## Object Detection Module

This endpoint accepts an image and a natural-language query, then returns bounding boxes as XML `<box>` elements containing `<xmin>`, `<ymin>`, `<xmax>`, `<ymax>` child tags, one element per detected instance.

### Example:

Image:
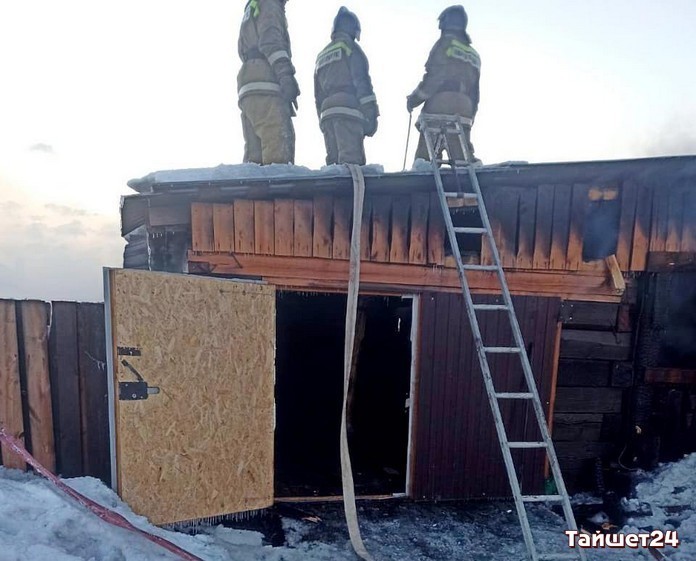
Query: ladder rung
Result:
<box><xmin>522</xmin><ymin>494</ymin><xmax>564</xmax><ymax>503</ymax></box>
<box><xmin>437</xmin><ymin>159</ymin><xmax>470</xmax><ymax>167</ymax></box>
<box><xmin>444</xmin><ymin>192</ymin><xmax>478</xmax><ymax>201</ymax></box>
<box><xmin>508</xmin><ymin>442</ymin><xmax>548</xmax><ymax>449</ymax></box>
<box><xmin>424</xmin><ymin>126</ymin><xmax>461</xmax><ymax>135</ymax></box>
<box><xmin>538</xmin><ymin>554</ymin><xmax>582</xmax><ymax>560</ymax></box>
<box><xmin>462</xmin><ymin>264</ymin><xmax>498</xmax><ymax>272</ymax></box>
<box><xmin>472</xmin><ymin>304</ymin><xmax>508</xmax><ymax>311</ymax></box>
<box><xmin>454</xmin><ymin>227</ymin><xmax>487</xmax><ymax>235</ymax></box>
<box><xmin>484</xmin><ymin>347</ymin><xmax>522</xmax><ymax>354</ymax></box>
<box><xmin>495</xmin><ymin>392</ymin><xmax>534</xmax><ymax>400</ymax></box>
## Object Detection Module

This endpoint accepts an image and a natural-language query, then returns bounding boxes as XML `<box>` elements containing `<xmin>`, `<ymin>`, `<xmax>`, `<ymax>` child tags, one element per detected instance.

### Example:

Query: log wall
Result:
<box><xmin>552</xmin><ymin>300</ymin><xmax>637</xmax><ymax>490</ymax></box>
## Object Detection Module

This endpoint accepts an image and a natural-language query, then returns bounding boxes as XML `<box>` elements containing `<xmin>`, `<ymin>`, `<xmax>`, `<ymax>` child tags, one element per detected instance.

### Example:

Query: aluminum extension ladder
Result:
<box><xmin>418</xmin><ymin>113</ymin><xmax>587</xmax><ymax>561</ymax></box>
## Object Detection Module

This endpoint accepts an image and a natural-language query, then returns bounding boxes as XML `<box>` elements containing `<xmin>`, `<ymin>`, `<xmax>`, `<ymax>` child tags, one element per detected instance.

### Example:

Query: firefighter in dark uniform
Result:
<box><xmin>238</xmin><ymin>0</ymin><xmax>300</xmax><ymax>164</ymax></box>
<box><xmin>314</xmin><ymin>7</ymin><xmax>379</xmax><ymax>165</ymax></box>
<box><xmin>407</xmin><ymin>5</ymin><xmax>481</xmax><ymax>163</ymax></box>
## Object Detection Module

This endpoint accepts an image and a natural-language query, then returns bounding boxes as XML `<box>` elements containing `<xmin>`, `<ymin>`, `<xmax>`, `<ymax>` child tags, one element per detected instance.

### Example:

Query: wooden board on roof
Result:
<box><xmin>313</xmin><ymin>195</ymin><xmax>333</xmax><ymax>259</ymax></box>
<box><xmin>649</xmin><ymin>183</ymin><xmax>669</xmax><ymax>253</ymax></box>
<box><xmin>254</xmin><ymin>201</ymin><xmax>275</xmax><ymax>255</ymax></box>
<box><xmin>360</xmin><ymin>197</ymin><xmax>372</xmax><ymax>260</ymax></box>
<box><xmin>332</xmin><ymin>197</ymin><xmax>352</xmax><ymax>260</ymax></box>
<box><xmin>427</xmin><ymin>193</ymin><xmax>445</xmax><ymax>266</ymax></box>
<box><xmin>516</xmin><ymin>186</ymin><xmax>537</xmax><ymax>269</ymax></box>
<box><xmin>615</xmin><ymin>180</ymin><xmax>638</xmax><ymax>270</ymax></box>
<box><xmin>370</xmin><ymin>196</ymin><xmax>391</xmax><ymax>262</ymax></box>
<box><xmin>274</xmin><ymin>200</ymin><xmax>294</xmax><ymax>257</ymax></box>
<box><xmin>409</xmin><ymin>193</ymin><xmax>430</xmax><ymax>265</ymax></box>
<box><xmin>191</xmin><ymin>203</ymin><xmax>214</xmax><ymax>252</ymax></box>
<box><xmin>533</xmin><ymin>184</ymin><xmax>555</xmax><ymax>270</ymax></box>
<box><xmin>234</xmin><ymin>200</ymin><xmax>255</xmax><ymax>254</ymax></box>
<box><xmin>495</xmin><ymin>186</ymin><xmax>520</xmax><ymax>268</ymax></box>
<box><xmin>293</xmin><ymin>200</ymin><xmax>313</xmax><ymax>257</ymax></box>
<box><xmin>390</xmin><ymin>196</ymin><xmax>411</xmax><ymax>264</ymax></box>
<box><xmin>630</xmin><ymin>182</ymin><xmax>653</xmax><ymax>271</ymax></box>
<box><xmin>550</xmin><ymin>184</ymin><xmax>572</xmax><ymax>270</ymax></box>
<box><xmin>213</xmin><ymin>204</ymin><xmax>235</xmax><ymax>253</ymax></box>
<box><xmin>566</xmin><ymin>184</ymin><xmax>591</xmax><ymax>271</ymax></box>
<box><xmin>665</xmin><ymin>185</ymin><xmax>685</xmax><ymax>252</ymax></box>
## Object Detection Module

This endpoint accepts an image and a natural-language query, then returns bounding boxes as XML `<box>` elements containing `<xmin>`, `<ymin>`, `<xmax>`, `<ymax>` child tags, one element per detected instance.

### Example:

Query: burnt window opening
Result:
<box><xmin>582</xmin><ymin>187</ymin><xmax>621</xmax><ymax>262</ymax></box>
<box><xmin>274</xmin><ymin>292</ymin><xmax>413</xmax><ymax>498</ymax></box>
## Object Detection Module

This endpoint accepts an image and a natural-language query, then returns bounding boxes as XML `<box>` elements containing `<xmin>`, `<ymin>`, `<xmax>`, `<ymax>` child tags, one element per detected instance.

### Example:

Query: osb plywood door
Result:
<box><xmin>106</xmin><ymin>269</ymin><xmax>276</xmax><ymax>525</ymax></box>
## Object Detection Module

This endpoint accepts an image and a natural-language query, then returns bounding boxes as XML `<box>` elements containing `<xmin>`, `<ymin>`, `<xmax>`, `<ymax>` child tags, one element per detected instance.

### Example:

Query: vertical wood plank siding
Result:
<box><xmin>189</xmin><ymin>179</ymin><xmax>695</xmax><ymax>275</ymax></box>
<box><xmin>0</xmin><ymin>301</ymin><xmax>110</xmax><ymax>484</ymax></box>
<box><xmin>48</xmin><ymin>301</ymin><xmax>83</xmax><ymax>477</ymax></box>
<box><xmin>77</xmin><ymin>303</ymin><xmax>111</xmax><ymax>485</ymax></box>
<box><xmin>412</xmin><ymin>294</ymin><xmax>561</xmax><ymax>499</ymax></box>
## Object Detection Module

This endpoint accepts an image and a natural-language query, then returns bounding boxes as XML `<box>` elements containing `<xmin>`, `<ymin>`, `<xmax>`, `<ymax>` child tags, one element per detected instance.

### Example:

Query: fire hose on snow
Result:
<box><xmin>0</xmin><ymin>426</ymin><xmax>204</xmax><ymax>561</ymax></box>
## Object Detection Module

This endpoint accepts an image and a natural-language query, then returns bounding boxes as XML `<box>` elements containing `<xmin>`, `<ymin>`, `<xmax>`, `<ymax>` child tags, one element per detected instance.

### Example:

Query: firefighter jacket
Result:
<box><xmin>314</xmin><ymin>32</ymin><xmax>379</xmax><ymax>135</ymax></box>
<box><xmin>238</xmin><ymin>0</ymin><xmax>296</xmax><ymax>101</ymax></box>
<box><xmin>410</xmin><ymin>32</ymin><xmax>481</xmax><ymax>116</ymax></box>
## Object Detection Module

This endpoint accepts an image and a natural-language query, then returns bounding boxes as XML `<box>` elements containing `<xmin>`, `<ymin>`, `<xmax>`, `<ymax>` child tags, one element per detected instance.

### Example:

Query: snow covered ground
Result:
<box><xmin>1</xmin><ymin>455</ymin><xmax>694</xmax><ymax>561</ymax></box>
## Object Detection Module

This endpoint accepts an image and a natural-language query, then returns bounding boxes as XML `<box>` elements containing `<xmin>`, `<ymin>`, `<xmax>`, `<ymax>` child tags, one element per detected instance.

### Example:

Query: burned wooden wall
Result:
<box><xmin>182</xmin><ymin>179</ymin><xmax>695</xmax><ymax>274</ymax></box>
<box><xmin>0</xmin><ymin>300</ymin><xmax>109</xmax><ymax>483</ymax></box>
<box><xmin>635</xmin><ymin>272</ymin><xmax>696</xmax><ymax>465</ymax></box>
<box><xmin>411</xmin><ymin>294</ymin><xmax>561</xmax><ymax>500</ymax></box>
<box><xmin>552</xmin><ymin>301</ymin><xmax>635</xmax><ymax>491</ymax></box>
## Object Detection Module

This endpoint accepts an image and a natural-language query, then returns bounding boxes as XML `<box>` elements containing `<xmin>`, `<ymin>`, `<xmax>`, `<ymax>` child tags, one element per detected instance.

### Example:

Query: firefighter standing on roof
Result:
<box><xmin>314</xmin><ymin>7</ymin><xmax>379</xmax><ymax>166</ymax></box>
<box><xmin>238</xmin><ymin>0</ymin><xmax>299</xmax><ymax>165</ymax></box>
<box><xmin>407</xmin><ymin>5</ymin><xmax>481</xmax><ymax>163</ymax></box>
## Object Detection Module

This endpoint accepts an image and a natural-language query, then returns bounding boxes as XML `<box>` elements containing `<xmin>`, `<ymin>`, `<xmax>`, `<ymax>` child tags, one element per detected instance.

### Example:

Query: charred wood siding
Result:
<box><xmin>412</xmin><ymin>294</ymin><xmax>561</xmax><ymax>500</ymax></box>
<box><xmin>0</xmin><ymin>300</ymin><xmax>110</xmax><ymax>484</ymax></box>
<box><xmin>177</xmin><ymin>178</ymin><xmax>695</xmax><ymax>277</ymax></box>
<box><xmin>633</xmin><ymin>273</ymin><xmax>696</xmax><ymax>464</ymax></box>
<box><xmin>553</xmin><ymin>299</ymin><xmax>637</xmax><ymax>491</ymax></box>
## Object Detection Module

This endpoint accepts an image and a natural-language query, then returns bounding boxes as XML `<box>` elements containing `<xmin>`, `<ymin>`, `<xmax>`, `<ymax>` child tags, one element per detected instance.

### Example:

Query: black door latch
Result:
<box><xmin>117</xmin><ymin>347</ymin><xmax>160</xmax><ymax>401</ymax></box>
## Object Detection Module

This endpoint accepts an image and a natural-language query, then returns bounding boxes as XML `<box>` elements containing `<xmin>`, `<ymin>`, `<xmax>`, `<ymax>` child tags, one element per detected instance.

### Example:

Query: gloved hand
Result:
<box><xmin>362</xmin><ymin>104</ymin><xmax>379</xmax><ymax>137</ymax></box>
<box><xmin>279</xmin><ymin>74</ymin><xmax>300</xmax><ymax>108</ymax></box>
<box><xmin>406</xmin><ymin>92</ymin><xmax>424</xmax><ymax>113</ymax></box>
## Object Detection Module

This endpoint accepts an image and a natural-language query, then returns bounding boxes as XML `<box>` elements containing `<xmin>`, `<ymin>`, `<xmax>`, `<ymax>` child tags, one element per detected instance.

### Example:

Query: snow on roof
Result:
<box><xmin>127</xmin><ymin>155</ymin><xmax>696</xmax><ymax>195</ymax></box>
<box><xmin>128</xmin><ymin>163</ymin><xmax>387</xmax><ymax>192</ymax></box>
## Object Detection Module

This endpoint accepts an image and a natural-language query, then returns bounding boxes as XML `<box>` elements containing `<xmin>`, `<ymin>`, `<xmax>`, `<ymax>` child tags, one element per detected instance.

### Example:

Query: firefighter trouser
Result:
<box><xmin>414</xmin><ymin>92</ymin><xmax>476</xmax><ymax>163</ymax></box>
<box><xmin>321</xmin><ymin>118</ymin><xmax>366</xmax><ymax>166</ymax></box>
<box><xmin>240</xmin><ymin>94</ymin><xmax>295</xmax><ymax>165</ymax></box>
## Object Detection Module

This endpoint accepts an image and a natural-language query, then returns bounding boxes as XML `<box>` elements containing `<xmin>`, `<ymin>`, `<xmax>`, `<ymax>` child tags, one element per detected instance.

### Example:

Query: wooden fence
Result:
<box><xmin>0</xmin><ymin>300</ymin><xmax>110</xmax><ymax>484</ymax></box>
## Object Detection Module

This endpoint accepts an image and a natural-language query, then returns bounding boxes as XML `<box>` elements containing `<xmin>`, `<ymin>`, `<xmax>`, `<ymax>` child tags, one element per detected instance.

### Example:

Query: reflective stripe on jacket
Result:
<box><xmin>313</xmin><ymin>32</ymin><xmax>378</xmax><ymax>124</ymax></box>
<box><xmin>238</xmin><ymin>0</ymin><xmax>295</xmax><ymax>99</ymax></box>
<box><xmin>410</xmin><ymin>33</ymin><xmax>481</xmax><ymax>115</ymax></box>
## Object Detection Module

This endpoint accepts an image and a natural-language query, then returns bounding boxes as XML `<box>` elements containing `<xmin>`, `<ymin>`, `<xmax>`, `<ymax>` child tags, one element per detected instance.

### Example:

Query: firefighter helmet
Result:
<box><xmin>333</xmin><ymin>7</ymin><xmax>361</xmax><ymax>41</ymax></box>
<box><xmin>438</xmin><ymin>5</ymin><xmax>468</xmax><ymax>33</ymax></box>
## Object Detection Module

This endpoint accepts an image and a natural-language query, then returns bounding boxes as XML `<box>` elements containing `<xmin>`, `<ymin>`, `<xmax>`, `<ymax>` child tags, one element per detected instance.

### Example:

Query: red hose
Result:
<box><xmin>0</xmin><ymin>427</ymin><xmax>205</xmax><ymax>561</ymax></box>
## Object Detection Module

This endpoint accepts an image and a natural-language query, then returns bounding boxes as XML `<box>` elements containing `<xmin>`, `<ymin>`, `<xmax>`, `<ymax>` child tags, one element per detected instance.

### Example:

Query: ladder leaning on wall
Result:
<box><xmin>418</xmin><ymin>113</ymin><xmax>587</xmax><ymax>561</ymax></box>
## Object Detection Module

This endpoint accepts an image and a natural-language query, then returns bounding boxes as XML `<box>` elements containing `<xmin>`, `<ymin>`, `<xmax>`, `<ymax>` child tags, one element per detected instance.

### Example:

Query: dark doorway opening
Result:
<box><xmin>275</xmin><ymin>292</ymin><xmax>413</xmax><ymax>498</ymax></box>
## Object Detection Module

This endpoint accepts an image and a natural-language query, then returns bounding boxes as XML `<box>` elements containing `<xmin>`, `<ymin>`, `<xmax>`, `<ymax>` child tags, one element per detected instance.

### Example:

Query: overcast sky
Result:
<box><xmin>1</xmin><ymin>0</ymin><xmax>696</xmax><ymax>302</ymax></box>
